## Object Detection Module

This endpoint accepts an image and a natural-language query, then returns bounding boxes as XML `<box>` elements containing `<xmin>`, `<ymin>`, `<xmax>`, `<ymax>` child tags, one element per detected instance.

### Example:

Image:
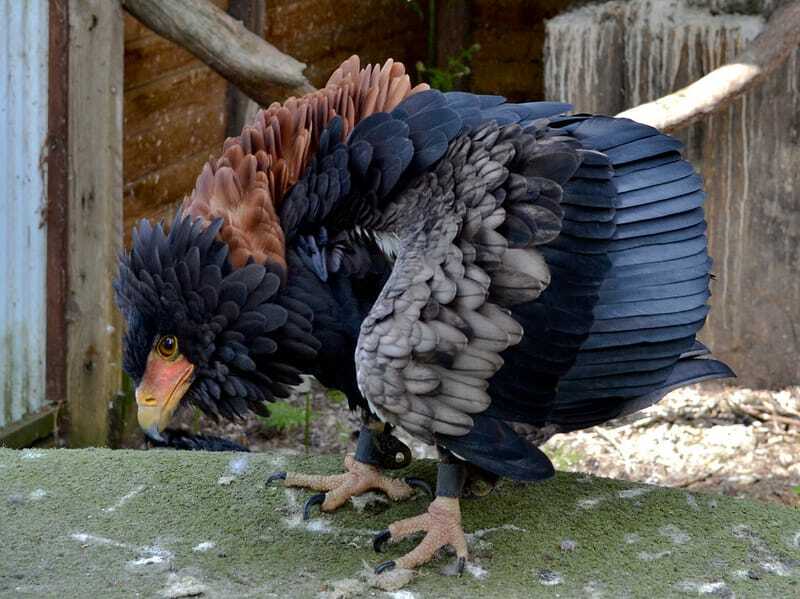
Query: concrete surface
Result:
<box><xmin>1</xmin><ymin>448</ymin><xmax>799</xmax><ymax>598</ymax></box>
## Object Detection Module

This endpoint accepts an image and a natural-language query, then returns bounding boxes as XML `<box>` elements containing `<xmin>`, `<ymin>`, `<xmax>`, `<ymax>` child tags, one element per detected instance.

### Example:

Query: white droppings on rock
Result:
<box><xmin>387</xmin><ymin>591</ymin><xmax>417</xmax><ymax>599</ymax></box>
<box><xmin>440</xmin><ymin>559</ymin><xmax>488</xmax><ymax>580</ymax></box>
<box><xmin>467</xmin><ymin>523</ymin><xmax>527</xmax><ymax>542</ymax></box>
<box><xmin>159</xmin><ymin>573</ymin><xmax>207</xmax><ymax>598</ymax></box>
<box><xmin>760</xmin><ymin>560</ymin><xmax>792</xmax><ymax>577</ymax></box>
<box><xmin>364</xmin><ymin>562</ymin><xmax>415</xmax><ymax>591</ymax></box>
<box><xmin>227</xmin><ymin>455</ymin><xmax>249</xmax><ymax>475</ymax></box>
<box><xmin>638</xmin><ymin>550</ymin><xmax>672</xmax><ymax>561</ymax></box>
<box><xmin>71</xmin><ymin>531</ymin><xmax>175</xmax><ymax>575</ymax></box>
<box><xmin>126</xmin><ymin>545</ymin><xmax>175</xmax><ymax>573</ymax></box>
<box><xmin>624</xmin><ymin>533</ymin><xmax>641</xmax><ymax>545</ymax></box>
<box><xmin>28</xmin><ymin>488</ymin><xmax>46</xmax><ymax>501</ymax></box>
<box><xmin>127</xmin><ymin>555</ymin><xmax>169</xmax><ymax>568</ymax></box>
<box><xmin>70</xmin><ymin>532</ymin><xmax>129</xmax><ymax>549</ymax></box>
<box><xmin>280</xmin><ymin>491</ymin><xmax>333</xmax><ymax>533</ymax></box>
<box><xmin>217</xmin><ymin>475</ymin><xmax>235</xmax><ymax>486</ymax></box>
<box><xmin>790</xmin><ymin>531</ymin><xmax>800</xmax><ymax>550</ymax></box>
<box><xmin>102</xmin><ymin>484</ymin><xmax>145</xmax><ymax>513</ymax></box>
<box><xmin>660</xmin><ymin>524</ymin><xmax>691</xmax><ymax>545</ymax></box>
<box><xmin>731</xmin><ymin>524</ymin><xmax>748</xmax><ymax>538</ymax></box>
<box><xmin>192</xmin><ymin>541</ymin><xmax>216</xmax><ymax>553</ymax></box>
<box><xmin>281</xmin><ymin>488</ymin><xmax>308</xmax><ymax>529</ymax></box>
<box><xmin>618</xmin><ymin>487</ymin><xmax>652</xmax><ymax>499</ymax></box>
<box><xmin>283</xmin><ymin>513</ymin><xmax>303</xmax><ymax>529</ymax></box>
<box><xmin>537</xmin><ymin>569</ymin><xmax>563</xmax><ymax>586</ymax></box>
<box><xmin>465</xmin><ymin>562</ymin><xmax>488</xmax><ymax>580</ymax></box>
<box><xmin>283</xmin><ymin>488</ymin><xmax>300</xmax><ymax>509</ymax></box>
<box><xmin>305</xmin><ymin>518</ymin><xmax>332</xmax><ymax>533</ymax></box>
<box><xmin>675</xmin><ymin>580</ymin><xmax>732</xmax><ymax>596</ymax></box>
<box><xmin>20</xmin><ymin>450</ymin><xmax>44</xmax><ymax>460</ymax></box>
<box><xmin>7</xmin><ymin>494</ymin><xmax>25</xmax><ymax>505</ymax></box>
<box><xmin>560</xmin><ymin>539</ymin><xmax>577</xmax><ymax>552</ymax></box>
<box><xmin>577</xmin><ymin>497</ymin><xmax>604</xmax><ymax>510</ymax></box>
<box><xmin>583</xmin><ymin>580</ymin><xmax>606</xmax><ymax>598</ymax></box>
<box><xmin>350</xmin><ymin>492</ymin><xmax>388</xmax><ymax>513</ymax></box>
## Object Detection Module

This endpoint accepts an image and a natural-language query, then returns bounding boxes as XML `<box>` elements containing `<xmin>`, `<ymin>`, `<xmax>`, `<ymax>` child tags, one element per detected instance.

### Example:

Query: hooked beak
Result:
<box><xmin>136</xmin><ymin>351</ymin><xmax>195</xmax><ymax>441</ymax></box>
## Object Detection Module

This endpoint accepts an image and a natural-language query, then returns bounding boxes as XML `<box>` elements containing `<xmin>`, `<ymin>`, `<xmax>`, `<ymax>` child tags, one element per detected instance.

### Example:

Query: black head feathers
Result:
<box><xmin>114</xmin><ymin>212</ymin><xmax>320</xmax><ymax>421</ymax></box>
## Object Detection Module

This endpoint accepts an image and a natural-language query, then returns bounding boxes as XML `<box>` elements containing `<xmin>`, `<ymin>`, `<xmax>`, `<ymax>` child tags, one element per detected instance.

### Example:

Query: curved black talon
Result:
<box><xmin>266</xmin><ymin>472</ymin><xmax>287</xmax><ymax>485</ymax></box>
<box><xmin>375</xmin><ymin>560</ymin><xmax>396</xmax><ymax>575</ymax></box>
<box><xmin>373</xmin><ymin>529</ymin><xmax>391</xmax><ymax>553</ymax></box>
<box><xmin>303</xmin><ymin>493</ymin><xmax>325</xmax><ymax>520</ymax></box>
<box><xmin>457</xmin><ymin>557</ymin><xmax>466</xmax><ymax>576</ymax></box>
<box><xmin>404</xmin><ymin>477</ymin><xmax>433</xmax><ymax>497</ymax></box>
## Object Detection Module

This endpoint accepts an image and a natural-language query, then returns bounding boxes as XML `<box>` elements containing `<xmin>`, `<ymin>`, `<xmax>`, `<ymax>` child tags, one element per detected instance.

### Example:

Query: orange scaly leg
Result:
<box><xmin>267</xmin><ymin>425</ymin><xmax>431</xmax><ymax>518</ymax></box>
<box><xmin>372</xmin><ymin>461</ymin><xmax>469</xmax><ymax>574</ymax></box>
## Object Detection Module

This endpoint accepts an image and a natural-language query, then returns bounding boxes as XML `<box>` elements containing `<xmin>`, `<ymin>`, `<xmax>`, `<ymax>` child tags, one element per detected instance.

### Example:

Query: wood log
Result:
<box><xmin>225</xmin><ymin>0</ymin><xmax>265</xmax><ymax>136</ymax></box>
<box><xmin>618</xmin><ymin>1</ymin><xmax>800</xmax><ymax>132</ymax></box>
<box><xmin>121</xmin><ymin>0</ymin><xmax>315</xmax><ymax>105</ymax></box>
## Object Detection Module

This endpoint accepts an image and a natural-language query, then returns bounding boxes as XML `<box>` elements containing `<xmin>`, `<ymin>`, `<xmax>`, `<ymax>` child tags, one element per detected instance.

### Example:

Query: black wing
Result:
<box><xmin>444</xmin><ymin>115</ymin><xmax>733</xmax><ymax>479</ymax></box>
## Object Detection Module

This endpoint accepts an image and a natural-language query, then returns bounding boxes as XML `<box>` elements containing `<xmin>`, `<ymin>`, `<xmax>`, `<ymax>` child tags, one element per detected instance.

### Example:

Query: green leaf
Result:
<box><xmin>792</xmin><ymin>485</ymin><xmax>800</xmax><ymax>496</ymax></box>
<box><xmin>416</xmin><ymin>44</ymin><xmax>481</xmax><ymax>92</ymax></box>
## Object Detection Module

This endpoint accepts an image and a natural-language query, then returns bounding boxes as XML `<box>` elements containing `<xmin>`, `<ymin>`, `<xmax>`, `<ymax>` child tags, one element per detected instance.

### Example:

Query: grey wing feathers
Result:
<box><xmin>355</xmin><ymin>122</ymin><xmax>579</xmax><ymax>442</ymax></box>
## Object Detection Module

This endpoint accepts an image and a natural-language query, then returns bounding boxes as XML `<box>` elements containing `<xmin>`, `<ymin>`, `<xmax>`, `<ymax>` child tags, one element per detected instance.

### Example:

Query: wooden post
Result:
<box><xmin>65</xmin><ymin>0</ymin><xmax>125</xmax><ymax>447</ymax></box>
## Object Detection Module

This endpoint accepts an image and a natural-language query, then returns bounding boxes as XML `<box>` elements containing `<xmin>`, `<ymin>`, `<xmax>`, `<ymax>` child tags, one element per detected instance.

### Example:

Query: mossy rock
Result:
<box><xmin>1</xmin><ymin>448</ymin><xmax>799</xmax><ymax>598</ymax></box>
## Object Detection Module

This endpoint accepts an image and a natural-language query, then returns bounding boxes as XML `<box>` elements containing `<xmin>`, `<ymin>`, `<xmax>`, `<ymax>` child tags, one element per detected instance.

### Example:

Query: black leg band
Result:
<box><xmin>354</xmin><ymin>425</ymin><xmax>383</xmax><ymax>466</ymax></box>
<box><xmin>436</xmin><ymin>462</ymin><xmax>467</xmax><ymax>498</ymax></box>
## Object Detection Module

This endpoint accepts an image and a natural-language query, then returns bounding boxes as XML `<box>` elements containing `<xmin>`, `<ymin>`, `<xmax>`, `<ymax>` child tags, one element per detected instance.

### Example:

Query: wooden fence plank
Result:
<box><xmin>66</xmin><ymin>0</ymin><xmax>125</xmax><ymax>446</ymax></box>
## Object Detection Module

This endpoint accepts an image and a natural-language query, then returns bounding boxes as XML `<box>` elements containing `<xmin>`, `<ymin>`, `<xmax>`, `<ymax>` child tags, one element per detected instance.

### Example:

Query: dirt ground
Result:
<box><xmin>168</xmin><ymin>382</ymin><xmax>800</xmax><ymax>509</ymax></box>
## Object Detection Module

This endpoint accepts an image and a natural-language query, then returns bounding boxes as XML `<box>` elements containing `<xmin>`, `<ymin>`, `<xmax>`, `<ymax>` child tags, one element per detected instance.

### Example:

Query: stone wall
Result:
<box><xmin>545</xmin><ymin>0</ymin><xmax>800</xmax><ymax>387</ymax></box>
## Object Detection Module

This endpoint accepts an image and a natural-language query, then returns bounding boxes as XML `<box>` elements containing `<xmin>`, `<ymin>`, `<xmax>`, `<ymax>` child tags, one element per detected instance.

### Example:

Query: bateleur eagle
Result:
<box><xmin>114</xmin><ymin>56</ymin><xmax>733</xmax><ymax>573</ymax></box>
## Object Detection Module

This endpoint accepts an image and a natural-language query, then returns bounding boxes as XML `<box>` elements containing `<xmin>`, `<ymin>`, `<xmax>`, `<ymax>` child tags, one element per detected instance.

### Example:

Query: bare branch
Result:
<box><xmin>121</xmin><ymin>0</ymin><xmax>316</xmax><ymax>106</ymax></box>
<box><xmin>617</xmin><ymin>1</ymin><xmax>800</xmax><ymax>132</ymax></box>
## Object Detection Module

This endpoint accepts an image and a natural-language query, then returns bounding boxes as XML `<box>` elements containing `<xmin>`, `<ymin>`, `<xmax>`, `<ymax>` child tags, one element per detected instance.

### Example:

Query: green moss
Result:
<box><xmin>1</xmin><ymin>449</ymin><xmax>798</xmax><ymax>598</ymax></box>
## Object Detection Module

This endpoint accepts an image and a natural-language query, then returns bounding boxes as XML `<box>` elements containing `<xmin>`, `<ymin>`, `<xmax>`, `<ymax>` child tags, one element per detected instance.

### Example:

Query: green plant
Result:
<box><xmin>260</xmin><ymin>402</ymin><xmax>311</xmax><ymax>433</ymax></box>
<box><xmin>325</xmin><ymin>389</ymin><xmax>347</xmax><ymax>404</ymax></box>
<box><xmin>403</xmin><ymin>0</ymin><xmax>423</xmax><ymax>19</ymax></box>
<box><xmin>793</xmin><ymin>485</ymin><xmax>800</xmax><ymax>496</ymax></box>
<box><xmin>303</xmin><ymin>392</ymin><xmax>312</xmax><ymax>448</ymax></box>
<box><xmin>416</xmin><ymin>43</ymin><xmax>481</xmax><ymax>92</ymax></box>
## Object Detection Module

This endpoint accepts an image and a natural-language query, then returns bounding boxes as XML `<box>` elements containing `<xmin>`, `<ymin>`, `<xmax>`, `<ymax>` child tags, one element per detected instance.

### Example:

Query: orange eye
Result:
<box><xmin>156</xmin><ymin>335</ymin><xmax>179</xmax><ymax>359</ymax></box>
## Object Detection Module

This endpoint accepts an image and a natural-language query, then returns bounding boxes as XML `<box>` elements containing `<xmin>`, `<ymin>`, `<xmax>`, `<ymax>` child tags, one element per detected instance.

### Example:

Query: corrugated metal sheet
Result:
<box><xmin>0</xmin><ymin>0</ymin><xmax>50</xmax><ymax>430</ymax></box>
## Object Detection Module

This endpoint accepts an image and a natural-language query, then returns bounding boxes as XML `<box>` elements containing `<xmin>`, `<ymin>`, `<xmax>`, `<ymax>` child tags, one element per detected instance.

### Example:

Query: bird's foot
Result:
<box><xmin>268</xmin><ymin>454</ymin><xmax>431</xmax><ymax>517</ymax></box>
<box><xmin>372</xmin><ymin>496</ymin><xmax>467</xmax><ymax>574</ymax></box>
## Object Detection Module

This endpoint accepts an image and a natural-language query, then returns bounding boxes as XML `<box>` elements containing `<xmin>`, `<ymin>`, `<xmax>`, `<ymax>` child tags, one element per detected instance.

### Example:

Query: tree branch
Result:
<box><xmin>617</xmin><ymin>1</ymin><xmax>800</xmax><ymax>132</ymax></box>
<box><xmin>121</xmin><ymin>0</ymin><xmax>316</xmax><ymax>106</ymax></box>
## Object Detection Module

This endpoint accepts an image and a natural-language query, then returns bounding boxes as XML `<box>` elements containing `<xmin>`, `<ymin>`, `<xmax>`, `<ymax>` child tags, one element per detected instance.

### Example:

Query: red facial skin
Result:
<box><xmin>136</xmin><ymin>349</ymin><xmax>195</xmax><ymax>438</ymax></box>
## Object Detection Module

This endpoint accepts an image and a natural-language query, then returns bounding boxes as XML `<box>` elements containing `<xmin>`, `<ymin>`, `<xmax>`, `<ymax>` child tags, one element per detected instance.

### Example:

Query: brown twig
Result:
<box><xmin>617</xmin><ymin>1</ymin><xmax>800</xmax><ymax>132</ymax></box>
<box><xmin>121</xmin><ymin>0</ymin><xmax>316</xmax><ymax>105</ymax></box>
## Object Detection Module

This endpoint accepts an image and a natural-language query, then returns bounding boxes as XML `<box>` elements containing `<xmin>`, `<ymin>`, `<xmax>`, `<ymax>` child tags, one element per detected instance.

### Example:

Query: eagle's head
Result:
<box><xmin>114</xmin><ymin>56</ymin><xmax>427</xmax><ymax>443</ymax></box>
<box><xmin>114</xmin><ymin>213</ymin><xmax>307</xmax><ymax>442</ymax></box>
